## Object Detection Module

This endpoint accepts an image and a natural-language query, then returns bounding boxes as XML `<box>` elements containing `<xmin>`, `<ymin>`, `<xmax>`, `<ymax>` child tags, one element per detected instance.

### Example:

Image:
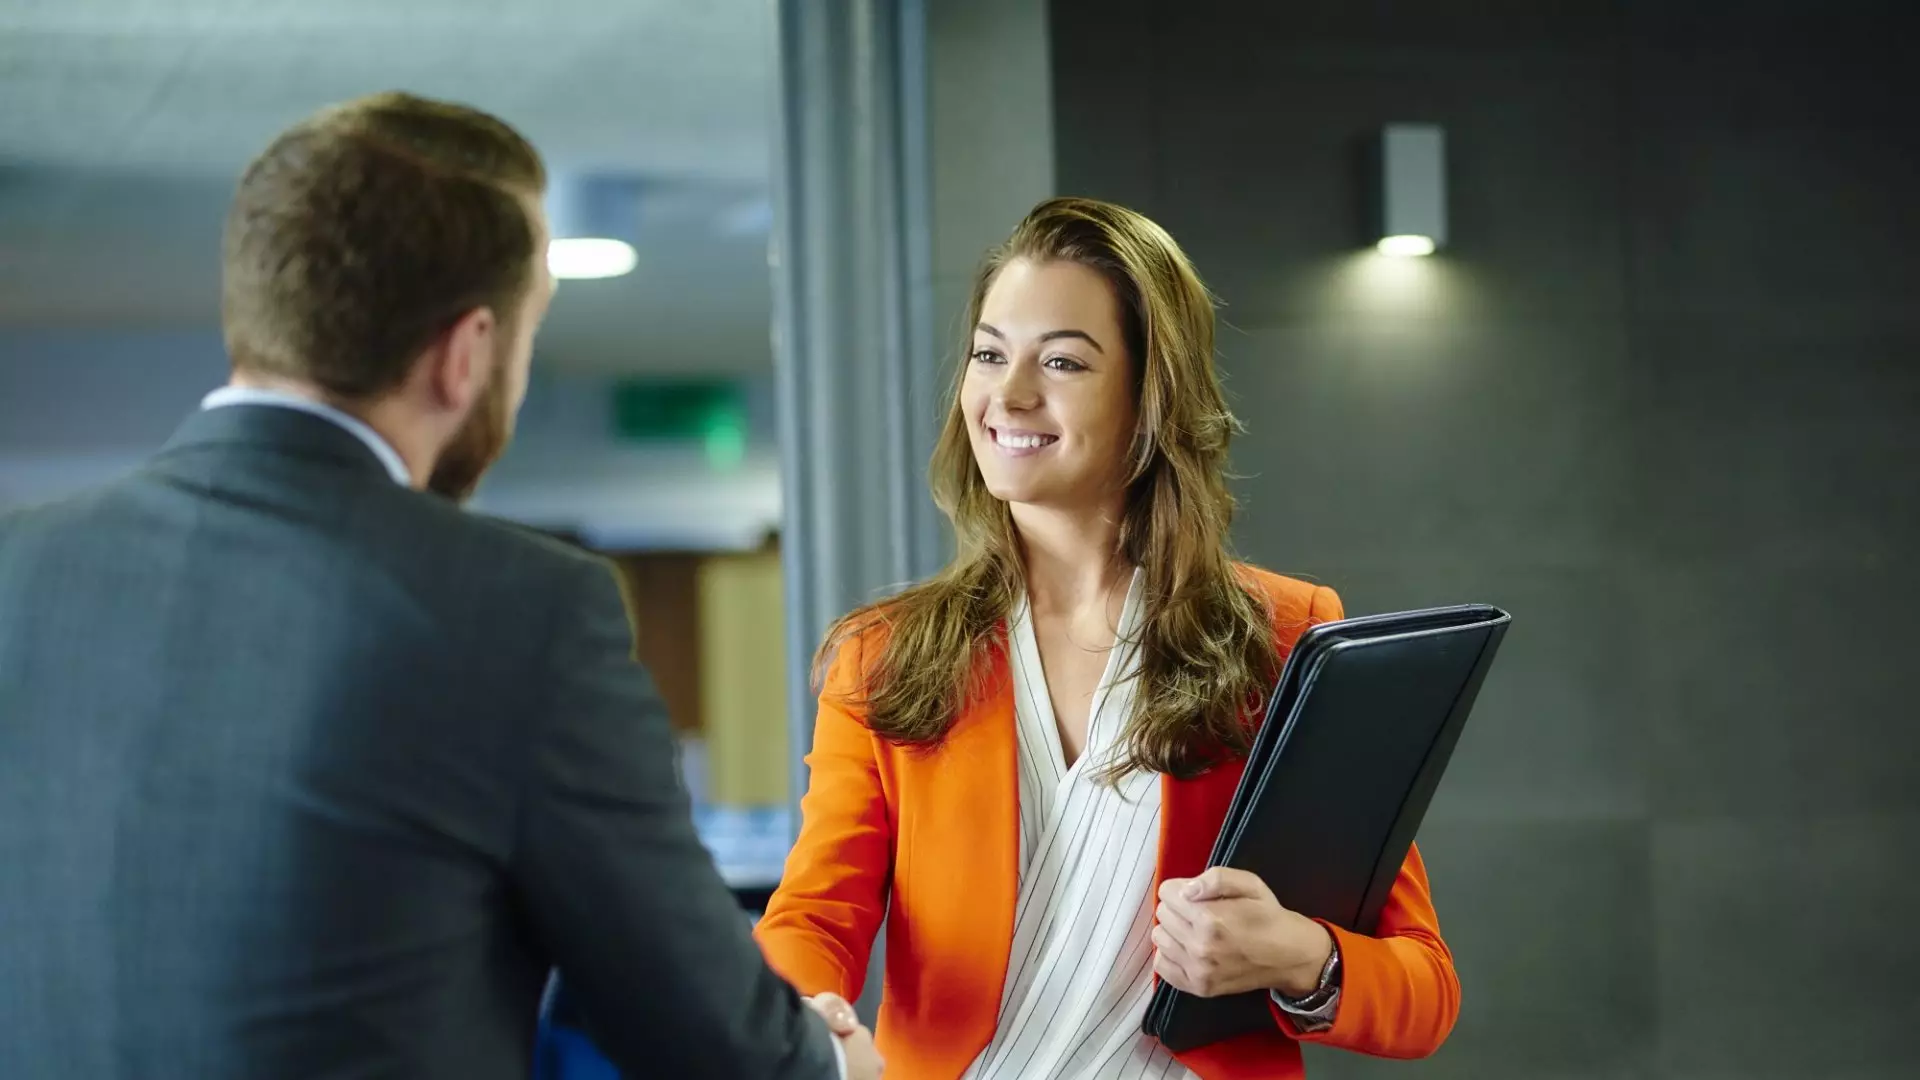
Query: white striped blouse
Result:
<box><xmin>959</xmin><ymin>571</ymin><xmax>1197</xmax><ymax>1080</ymax></box>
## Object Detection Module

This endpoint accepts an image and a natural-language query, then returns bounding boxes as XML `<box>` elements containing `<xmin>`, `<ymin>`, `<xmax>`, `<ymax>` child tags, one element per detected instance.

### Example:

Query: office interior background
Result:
<box><xmin>2</xmin><ymin>1</ymin><xmax>1915</xmax><ymax>1077</ymax></box>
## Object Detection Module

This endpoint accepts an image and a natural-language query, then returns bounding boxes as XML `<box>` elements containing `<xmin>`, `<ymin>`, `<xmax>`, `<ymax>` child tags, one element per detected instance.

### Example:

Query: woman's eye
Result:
<box><xmin>970</xmin><ymin>349</ymin><xmax>1005</xmax><ymax>365</ymax></box>
<box><xmin>1044</xmin><ymin>356</ymin><xmax>1085</xmax><ymax>372</ymax></box>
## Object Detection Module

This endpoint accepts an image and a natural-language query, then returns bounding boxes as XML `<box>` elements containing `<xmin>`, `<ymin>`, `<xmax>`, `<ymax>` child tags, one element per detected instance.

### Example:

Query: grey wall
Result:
<box><xmin>928</xmin><ymin>0</ymin><xmax>1056</xmax><ymax>341</ymax></box>
<box><xmin>1051</xmin><ymin>2</ymin><xmax>1918</xmax><ymax>1078</ymax></box>
<box><xmin>0</xmin><ymin>329</ymin><xmax>783</xmax><ymax>549</ymax></box>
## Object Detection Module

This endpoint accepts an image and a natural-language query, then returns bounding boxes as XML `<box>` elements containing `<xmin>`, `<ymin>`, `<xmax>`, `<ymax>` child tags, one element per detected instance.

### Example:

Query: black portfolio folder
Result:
<box><xmin>1141</xmin><ymin>603</ymin><xmax>1511</xmax><ymax>1052</ymax></box>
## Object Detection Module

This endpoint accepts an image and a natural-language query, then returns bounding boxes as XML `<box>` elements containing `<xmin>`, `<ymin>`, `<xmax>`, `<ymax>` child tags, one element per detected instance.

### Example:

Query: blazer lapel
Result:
<box><xmin>898</xmin><ymin>634</ymin><xmax>1020</xmax><ymax>1064</ymax></box>
<box><xmin>1155</xmin><ymin>758</ymin><xmax>1249</xmax><ymax>896</ymax></box>
<box><xmin>960</xmin><ymin>639</ymin><xmax>1021</xmax><ymax>1003</ymax></box>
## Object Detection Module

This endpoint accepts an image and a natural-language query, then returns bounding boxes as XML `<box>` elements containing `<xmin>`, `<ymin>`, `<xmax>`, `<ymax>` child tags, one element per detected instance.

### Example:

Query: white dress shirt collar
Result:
<box><xmin>201</xmin><ymin>386</ymin><xmax>412</xmax><ymax>486</ymax></box>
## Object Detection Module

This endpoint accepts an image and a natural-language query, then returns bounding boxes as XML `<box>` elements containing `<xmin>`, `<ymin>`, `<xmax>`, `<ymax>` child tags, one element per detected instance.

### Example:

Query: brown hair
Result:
<box><xmin>817</xmin><ymin>196</ymin><xmax>1279</xmax><ymax>781</ymax></box>
<box><xmin>221</xmin><ymin>91</ymin><xmax>546</xmax><ymax>398</ymax></box>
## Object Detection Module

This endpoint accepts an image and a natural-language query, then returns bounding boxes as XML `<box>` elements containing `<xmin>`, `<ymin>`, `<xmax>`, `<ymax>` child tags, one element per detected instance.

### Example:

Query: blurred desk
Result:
<box><xmin>694</xmin><ymin>803</ymin><xmax>790</xmax><ymax>913</ymax></box>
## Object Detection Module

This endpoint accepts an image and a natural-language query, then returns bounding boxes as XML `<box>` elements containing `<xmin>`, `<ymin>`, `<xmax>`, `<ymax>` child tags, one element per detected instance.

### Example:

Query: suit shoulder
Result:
<box><xmin>1234</xmin><ymin>562</ymin><xmax>1342</xmax><ymax>634</ymax></box>
<box><xmin>364</xmin><ymin>495</ymin><xmax>626</xmax><ymax>629</ymax></box>
<box><xmin>463</xmin><ymin>509</ymin><xmax>612</xmax><ymax>577</ymax></box>
<box><xmin>819</xmin><ymin>610</ymin><xmax>892</xmax><ymax>690</ymax></box>
<box><xmin>394</xmin><ymin>495</ymin><xmax>611</xmax><ymax>576</ymax></box>
<box><xmin>0</xmin><ymin>482</ymin><xmax>117</xmax><ymax>540</ymax></box>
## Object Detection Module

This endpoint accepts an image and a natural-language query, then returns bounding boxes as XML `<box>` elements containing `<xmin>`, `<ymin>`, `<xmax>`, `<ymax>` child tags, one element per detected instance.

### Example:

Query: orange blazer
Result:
<box><xmin>756</xmin><ymin>568</ymin><xmax>1459</xmax><ymax>1079</ymax></box>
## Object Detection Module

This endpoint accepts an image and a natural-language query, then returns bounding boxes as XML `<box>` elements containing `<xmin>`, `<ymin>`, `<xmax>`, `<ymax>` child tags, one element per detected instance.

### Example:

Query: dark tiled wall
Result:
<box><xmin>1050</xmin><ymin>2</ymin><xmax>1920</xmax><ymax>1076</ymax></box>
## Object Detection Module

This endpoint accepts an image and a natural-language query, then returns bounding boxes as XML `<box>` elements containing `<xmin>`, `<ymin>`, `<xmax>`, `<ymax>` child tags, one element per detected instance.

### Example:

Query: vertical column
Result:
<box><xmin>769</xmin><ymin>0</ymin><xmax>941</xmax><ymax>1018</ymax></box>
<box><xmin>771</xmin><ymin>0</ymin><xmax>939</xmax><ymax>809</ymax></box>
<box><xmin>770</xmin><ymin>0</ymin><xmax>1056</xmax><ymax>1019</ymax></box>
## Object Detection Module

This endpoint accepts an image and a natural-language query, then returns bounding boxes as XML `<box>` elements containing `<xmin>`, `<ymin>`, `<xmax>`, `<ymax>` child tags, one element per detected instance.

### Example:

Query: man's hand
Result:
<box><xmin>806</xmin><ymin>993</ymin><xmax>883</xmax><ymax>1080</ymax></box>
<box><xmin>834</xmin><ymin>1023</ymin><xmax>883</xmax><ymax>1080</ymax></box>
<box><xmin>805</xmin><ymin>993</ymin><xmax>861</xmax><ymax>1037</ymax></box>
<box><xmin>1151</xmin><ymin>866</ymin><xmax>1334</xmax><ymax>999</ymax></box>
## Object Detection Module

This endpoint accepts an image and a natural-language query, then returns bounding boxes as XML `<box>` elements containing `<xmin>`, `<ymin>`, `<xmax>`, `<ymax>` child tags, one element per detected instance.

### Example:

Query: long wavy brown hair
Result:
<box><xmin>815</xmin><ymin>196</ymin><xmax>1279</xmax><ymax>780</ymax></box>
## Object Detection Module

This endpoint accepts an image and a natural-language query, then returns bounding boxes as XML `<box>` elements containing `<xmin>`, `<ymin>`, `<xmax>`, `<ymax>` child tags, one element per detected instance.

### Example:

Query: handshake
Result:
<box><xmin>805</xmin><ymin>992</ymin><xmax>884</xmax><ymax>1080</ymax></box>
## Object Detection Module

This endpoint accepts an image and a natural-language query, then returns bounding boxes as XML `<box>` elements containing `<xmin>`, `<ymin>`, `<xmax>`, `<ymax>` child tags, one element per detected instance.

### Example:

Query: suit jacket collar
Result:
<box><xmin>158</xmin><ymin>401</ymin><xmax>401</xmax><ymax>483</ymax></box>
<box><xmin>200</xmin><ymin>387</ymin><xmax>411</xmax><ymax>484</ymax></box>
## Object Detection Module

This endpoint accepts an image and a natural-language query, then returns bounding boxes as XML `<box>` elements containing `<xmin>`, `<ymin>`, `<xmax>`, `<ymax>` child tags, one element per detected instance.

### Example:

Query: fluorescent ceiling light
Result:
<box><xmin>548</xmin><ymin>238</ymin><xmax>637</xmax><ymax>279</ymax></box>
<box><xmin>1376</xmin><ymin>234</ymin><xmax>1437</xmax><ymax>258</ymax></box>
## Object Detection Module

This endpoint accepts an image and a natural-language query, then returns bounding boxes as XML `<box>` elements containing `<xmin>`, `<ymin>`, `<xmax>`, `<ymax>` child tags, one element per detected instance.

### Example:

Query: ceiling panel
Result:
<box><xmin>0</xmin><ymin>0</ymin><xmax>771</xmax><ymax>179</ymax></box>
<box><xmin>0</xmin><ymin>0</ymin><xmax>777</xmax><ymax>374</ymax></box>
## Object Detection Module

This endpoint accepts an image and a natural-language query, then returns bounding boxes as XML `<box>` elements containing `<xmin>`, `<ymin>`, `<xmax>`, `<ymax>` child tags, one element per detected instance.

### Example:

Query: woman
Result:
<box><xmin>756</xmin><ymin>197</ymin><xmax>1458</xmax><ymax>1080</ymax></box>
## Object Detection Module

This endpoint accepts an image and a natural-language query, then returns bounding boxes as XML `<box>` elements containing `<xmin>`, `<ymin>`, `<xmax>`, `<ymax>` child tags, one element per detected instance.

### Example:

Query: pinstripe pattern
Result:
<box><xmin>961</xmin><ymin>571</ymin><xmax>1194</xmax><ymax>1080</ymax></box>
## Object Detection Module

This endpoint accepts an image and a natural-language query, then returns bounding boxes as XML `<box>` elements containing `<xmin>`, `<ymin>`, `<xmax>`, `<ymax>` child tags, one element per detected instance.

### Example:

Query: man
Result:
<box><xmin>0</xmin><ymin>92</ymin><xmax>878</xmax><ymax>1080</ymax></box>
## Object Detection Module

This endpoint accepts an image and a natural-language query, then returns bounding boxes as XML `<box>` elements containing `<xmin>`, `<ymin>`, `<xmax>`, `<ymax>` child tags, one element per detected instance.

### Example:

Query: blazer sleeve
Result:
<box><xmin>753</xmin><ymin>635</ymin><xmax>894</xmax><ymax>1003</ymax></box>
<box><xmin>1269</xmin><ymin>585</ymin><xmax>1462</xmax><ymax>1057</ymax></box>
<box><xmin>507</xmin><ymin>559</ymin><xmax>839</xmax><ymax>1080</ymax></box>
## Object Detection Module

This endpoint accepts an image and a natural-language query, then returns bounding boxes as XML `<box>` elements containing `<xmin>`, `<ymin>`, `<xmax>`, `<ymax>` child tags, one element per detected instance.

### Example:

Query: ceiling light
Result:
<box><xmin>544</xmin><ymin>173</ymin><xmax>641</xmax><ymax>279</ymax></box>
<box><xmin>548</xmin><ymin>238</ymin><xmax>637</xmax><ymax>280</ymax></box>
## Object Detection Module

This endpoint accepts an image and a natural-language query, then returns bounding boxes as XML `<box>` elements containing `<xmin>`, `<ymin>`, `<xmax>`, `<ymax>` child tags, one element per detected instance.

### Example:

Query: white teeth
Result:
<box><xmin>994</xmin><ymin>430</ymin><xmax>1055</xmax><ymax>449</ymax></box>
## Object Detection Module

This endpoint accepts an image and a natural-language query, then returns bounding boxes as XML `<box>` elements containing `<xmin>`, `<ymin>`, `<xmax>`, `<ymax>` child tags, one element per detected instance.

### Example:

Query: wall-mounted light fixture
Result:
<box><xmin>1374</xmin><ymin>123</ymin><xmax>1446</xmax><ymax>257</ymax></box>
<box><xmin>546</xmin><ymin>175</ymin><xmax>640</xmax><ymax>280</ymax></box>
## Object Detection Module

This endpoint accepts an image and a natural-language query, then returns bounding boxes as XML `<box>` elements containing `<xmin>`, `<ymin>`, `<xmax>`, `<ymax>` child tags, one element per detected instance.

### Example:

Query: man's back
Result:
<box><xmin>0</xmin><ymin>405</ymin><xmax>835</xmax><ymax>1079</ymax></box>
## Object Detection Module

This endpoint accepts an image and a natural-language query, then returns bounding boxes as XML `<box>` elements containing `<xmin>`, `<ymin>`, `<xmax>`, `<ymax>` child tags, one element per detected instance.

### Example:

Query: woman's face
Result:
<box><xmin>962</xmin><ymin>258</ymin><xmax>1139</xmax><ymax>514</ymax></box>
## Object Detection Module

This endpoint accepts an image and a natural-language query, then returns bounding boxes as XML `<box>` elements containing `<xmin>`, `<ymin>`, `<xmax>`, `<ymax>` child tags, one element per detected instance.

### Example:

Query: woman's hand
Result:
<box><xmin>805</xmin><ymin>993</ymin><xmax>885</xmax><ymax>1079</ymax></box>
<box><xmin>1151</xmin><ymin>867</ymin><xmax>1334</xmax><ymax>999</ymax></box>
<box><xmin>805</xmin><ymin>992</ymin><xmax>862</xmax><ymax>1036</ymax></box>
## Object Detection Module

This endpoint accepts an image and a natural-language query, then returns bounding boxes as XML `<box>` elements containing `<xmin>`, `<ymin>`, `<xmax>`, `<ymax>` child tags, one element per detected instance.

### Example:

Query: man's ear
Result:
<box><xmin>422</xmin><ymin>306</ymin><xmax>497</xmax><ymax>412</ymax></box>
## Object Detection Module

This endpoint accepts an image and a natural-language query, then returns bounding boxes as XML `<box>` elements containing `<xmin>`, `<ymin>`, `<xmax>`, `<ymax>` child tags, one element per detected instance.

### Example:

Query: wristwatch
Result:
<box><xmin>1272</xmin><ymin>939</ymin><xmax>1342</xmax><ymax>1025</ymax></box>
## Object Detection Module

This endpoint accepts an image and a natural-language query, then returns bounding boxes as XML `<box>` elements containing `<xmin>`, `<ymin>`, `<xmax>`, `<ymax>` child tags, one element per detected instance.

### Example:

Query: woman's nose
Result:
<box><xmin>995</xmin><ymin>357</ymin><xmax>1043</xmax><ymax>410</ymax></box>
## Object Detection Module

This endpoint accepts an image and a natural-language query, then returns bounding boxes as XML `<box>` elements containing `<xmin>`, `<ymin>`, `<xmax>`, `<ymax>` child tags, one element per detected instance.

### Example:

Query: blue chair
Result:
<box><xmin>534</xmin><ymin>977</ymin><xmax>621</xmax><ymax>1080</ymax></box>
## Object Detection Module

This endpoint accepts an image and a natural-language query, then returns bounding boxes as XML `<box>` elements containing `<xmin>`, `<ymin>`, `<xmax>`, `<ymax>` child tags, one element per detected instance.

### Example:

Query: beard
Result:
<box><xmin>427</xmin><ymin>343</ymin><xmax>516</xmax><ymax>503</ymax></box>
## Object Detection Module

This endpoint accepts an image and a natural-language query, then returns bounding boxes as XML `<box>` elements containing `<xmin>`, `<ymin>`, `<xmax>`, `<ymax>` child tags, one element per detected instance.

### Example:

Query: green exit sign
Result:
<box><xmin>610</xmin><ymin>379</ymin><xmax>748</xmax><ymax>468</ymax></box>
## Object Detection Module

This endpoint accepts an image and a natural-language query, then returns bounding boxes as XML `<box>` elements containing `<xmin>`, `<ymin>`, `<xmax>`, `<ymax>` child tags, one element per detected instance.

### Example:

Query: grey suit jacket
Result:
<box><xmin>0</xmin><ymin>405</ymin><xmax>838</xmax><ymax>1080</ymax></box>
